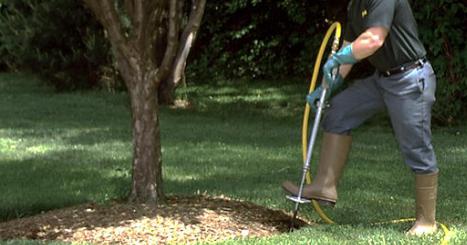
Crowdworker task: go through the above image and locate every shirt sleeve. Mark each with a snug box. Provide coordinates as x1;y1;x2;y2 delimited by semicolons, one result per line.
343;22;357;42
343;1;357;42
364;0;396;30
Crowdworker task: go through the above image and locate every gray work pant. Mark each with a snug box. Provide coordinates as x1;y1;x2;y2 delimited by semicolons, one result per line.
322;62;438;174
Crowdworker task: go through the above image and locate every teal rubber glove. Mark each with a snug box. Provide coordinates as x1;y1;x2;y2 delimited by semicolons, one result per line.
323;44;358;87
306;74;344;111
306;86;325;112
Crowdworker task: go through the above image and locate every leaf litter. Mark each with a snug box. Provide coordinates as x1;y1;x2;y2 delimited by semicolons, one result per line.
0;195;310;244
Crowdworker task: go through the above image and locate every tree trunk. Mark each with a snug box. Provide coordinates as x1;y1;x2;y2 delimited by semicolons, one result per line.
158;78;177;105
83;0;206;204
127;74;164;204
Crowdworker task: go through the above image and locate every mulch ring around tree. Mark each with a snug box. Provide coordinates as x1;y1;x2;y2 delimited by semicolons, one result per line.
0;195;311;244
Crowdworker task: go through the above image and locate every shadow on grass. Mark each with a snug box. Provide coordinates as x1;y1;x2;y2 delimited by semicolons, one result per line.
0;153;130;222
1;73;466;243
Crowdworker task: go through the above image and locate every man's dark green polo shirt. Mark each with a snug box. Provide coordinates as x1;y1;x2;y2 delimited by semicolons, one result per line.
344;0;426;71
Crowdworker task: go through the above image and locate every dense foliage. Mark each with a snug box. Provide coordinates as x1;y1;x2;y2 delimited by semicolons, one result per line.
191;0;466;124
0;0;114;90
411;0;467;124
0;0;465;123
189;1;340;80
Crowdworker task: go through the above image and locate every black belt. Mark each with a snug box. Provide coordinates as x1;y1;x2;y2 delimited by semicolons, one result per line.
380;58;427;77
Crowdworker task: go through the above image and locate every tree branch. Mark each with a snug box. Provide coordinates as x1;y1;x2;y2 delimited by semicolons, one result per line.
101;1;133;57
124;0;135;21
170;0;206;86
133;0;144;47
83;0;99;14
154;0;180;85
83;0;133;65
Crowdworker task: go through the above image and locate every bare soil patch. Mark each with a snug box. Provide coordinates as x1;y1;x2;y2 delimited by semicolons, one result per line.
0;195;310;244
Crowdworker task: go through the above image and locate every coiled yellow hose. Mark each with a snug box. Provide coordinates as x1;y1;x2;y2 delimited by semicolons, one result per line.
302;22;452;244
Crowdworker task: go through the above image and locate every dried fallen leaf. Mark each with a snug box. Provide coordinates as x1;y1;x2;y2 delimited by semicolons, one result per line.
0;195;311;244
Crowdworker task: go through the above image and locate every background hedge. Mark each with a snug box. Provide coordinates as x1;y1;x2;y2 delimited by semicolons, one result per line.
0;0;465;124
0;0;114;90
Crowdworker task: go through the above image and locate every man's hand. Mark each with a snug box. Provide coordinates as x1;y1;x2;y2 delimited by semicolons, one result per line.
306;86;324;112
307;42;358;112
306;74;344;112
322;44;357;87
323;59;341;89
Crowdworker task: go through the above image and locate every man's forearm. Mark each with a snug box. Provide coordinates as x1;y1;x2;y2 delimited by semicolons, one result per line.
351;27;388;60
335;26;389;80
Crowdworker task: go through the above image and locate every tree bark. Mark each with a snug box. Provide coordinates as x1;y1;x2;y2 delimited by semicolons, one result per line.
83;0;206;204
128;74;164;203
158;0;206;104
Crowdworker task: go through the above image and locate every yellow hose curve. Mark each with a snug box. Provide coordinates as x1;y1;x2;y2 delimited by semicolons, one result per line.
302;21;341;225
301;22;451;244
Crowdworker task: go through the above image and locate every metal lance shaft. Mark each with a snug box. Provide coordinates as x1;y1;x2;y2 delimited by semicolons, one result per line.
289;86;328;231
288;27;340;231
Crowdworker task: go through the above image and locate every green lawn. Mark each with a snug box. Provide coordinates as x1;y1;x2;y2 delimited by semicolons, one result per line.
0;73;466;244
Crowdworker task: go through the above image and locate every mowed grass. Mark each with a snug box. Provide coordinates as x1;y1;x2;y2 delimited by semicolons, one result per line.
0;73;466;244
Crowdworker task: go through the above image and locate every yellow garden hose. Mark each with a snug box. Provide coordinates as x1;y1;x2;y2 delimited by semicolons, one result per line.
302;22;452;244
302;21;341;225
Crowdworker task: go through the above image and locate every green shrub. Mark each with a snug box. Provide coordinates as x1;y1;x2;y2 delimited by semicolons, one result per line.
0;0;115;90
412;0;467;124
188;1;332;81
191;0;466;124
0;0;465;123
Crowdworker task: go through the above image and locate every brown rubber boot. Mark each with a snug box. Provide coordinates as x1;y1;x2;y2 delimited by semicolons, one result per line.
282;132;352;206
407;171;438;236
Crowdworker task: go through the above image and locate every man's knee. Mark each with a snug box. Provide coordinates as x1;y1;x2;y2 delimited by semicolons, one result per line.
401;145;438;174
322;111;352;135
411;165;439;174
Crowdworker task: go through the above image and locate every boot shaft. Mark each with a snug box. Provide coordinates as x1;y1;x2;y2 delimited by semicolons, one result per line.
309;132;352;202
315;132;352;185
414;171;438;224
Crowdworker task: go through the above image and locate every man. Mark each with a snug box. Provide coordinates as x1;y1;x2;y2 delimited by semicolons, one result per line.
282;0;439;236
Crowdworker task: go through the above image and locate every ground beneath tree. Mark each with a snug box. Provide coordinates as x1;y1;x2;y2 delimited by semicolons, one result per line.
0;196;311;244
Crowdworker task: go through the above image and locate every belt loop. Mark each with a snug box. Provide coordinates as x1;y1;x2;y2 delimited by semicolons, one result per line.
418;57;426;67
419;57;427;64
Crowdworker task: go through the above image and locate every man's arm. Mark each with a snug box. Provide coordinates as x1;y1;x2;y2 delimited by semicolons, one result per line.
338;26;388;79
308;27;387;109
351;26;388;60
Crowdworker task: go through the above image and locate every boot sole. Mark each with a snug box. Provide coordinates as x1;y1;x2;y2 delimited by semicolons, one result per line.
282;185;336;207
284;194;336;207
